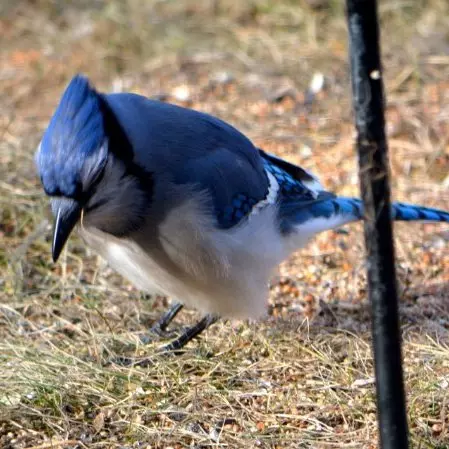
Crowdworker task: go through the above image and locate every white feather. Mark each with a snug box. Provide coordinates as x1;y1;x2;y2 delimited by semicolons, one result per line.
300;172;324;198
249;170;279;216
285;214;356;253
80;193;289;319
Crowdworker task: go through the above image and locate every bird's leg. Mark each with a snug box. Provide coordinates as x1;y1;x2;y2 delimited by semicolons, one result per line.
140;302;184;344
140;301;219;352
162;314;219;353
113;312;220;366
152;302;184;333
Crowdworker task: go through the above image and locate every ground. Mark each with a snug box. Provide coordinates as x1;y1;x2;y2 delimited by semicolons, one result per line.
1;1;449;448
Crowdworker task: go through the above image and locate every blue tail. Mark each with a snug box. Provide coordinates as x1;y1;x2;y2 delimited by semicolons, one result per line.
281;196;449;233
391;200;449;222
336;197;449;223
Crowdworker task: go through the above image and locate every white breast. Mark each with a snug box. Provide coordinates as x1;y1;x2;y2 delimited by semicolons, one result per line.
79;194;290;320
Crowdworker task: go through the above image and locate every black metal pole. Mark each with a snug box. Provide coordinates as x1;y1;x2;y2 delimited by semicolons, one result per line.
345;1;409;448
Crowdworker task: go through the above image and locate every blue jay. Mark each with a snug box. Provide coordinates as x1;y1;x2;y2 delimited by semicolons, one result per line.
35;75;449;351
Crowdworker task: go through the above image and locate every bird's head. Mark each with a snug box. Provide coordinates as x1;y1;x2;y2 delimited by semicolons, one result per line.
35;75;151;262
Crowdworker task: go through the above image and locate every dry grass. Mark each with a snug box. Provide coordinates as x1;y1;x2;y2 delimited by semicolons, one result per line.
1;0;449;447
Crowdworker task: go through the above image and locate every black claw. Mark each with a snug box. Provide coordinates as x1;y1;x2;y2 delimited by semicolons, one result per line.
140;326;178;344
161;314;220;353
110;309;220;365
155;302;184;331
138;302;185;344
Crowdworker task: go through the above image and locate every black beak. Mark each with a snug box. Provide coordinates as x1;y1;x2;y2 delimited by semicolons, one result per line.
52;199;82;262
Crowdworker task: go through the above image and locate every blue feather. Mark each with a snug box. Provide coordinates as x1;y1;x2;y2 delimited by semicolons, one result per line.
36;75;106;198
102;92;270;228
281;196;449;232
391;201;449;222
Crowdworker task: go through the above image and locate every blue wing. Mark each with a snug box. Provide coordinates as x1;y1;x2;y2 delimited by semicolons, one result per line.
103;93;341;230
258;150;336;232
103;93;271;228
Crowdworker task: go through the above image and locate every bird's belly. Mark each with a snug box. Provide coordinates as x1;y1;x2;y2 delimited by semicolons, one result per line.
79;201;290;320
78;226;270;318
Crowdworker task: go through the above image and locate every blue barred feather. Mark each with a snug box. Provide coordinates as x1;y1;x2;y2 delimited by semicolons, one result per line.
282;196;449;230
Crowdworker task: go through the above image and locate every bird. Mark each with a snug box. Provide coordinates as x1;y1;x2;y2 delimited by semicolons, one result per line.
35;74;449;352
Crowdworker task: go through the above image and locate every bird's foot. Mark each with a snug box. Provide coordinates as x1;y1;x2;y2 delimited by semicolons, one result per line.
107;312;219;365
160;314;219;353
139;325;179;344
139;302;185;344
